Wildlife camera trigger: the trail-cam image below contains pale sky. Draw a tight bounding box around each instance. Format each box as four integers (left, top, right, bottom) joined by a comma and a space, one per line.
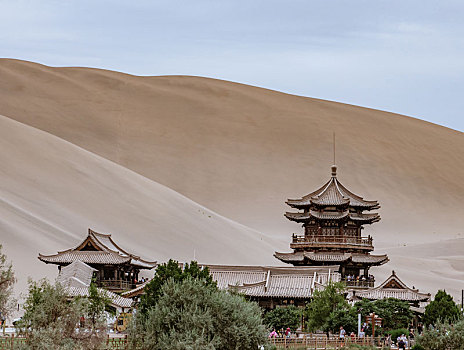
1, 1, 463, 131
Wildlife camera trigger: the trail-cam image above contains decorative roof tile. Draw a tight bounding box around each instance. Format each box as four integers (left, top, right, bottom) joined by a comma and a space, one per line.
39, 250, 131, 265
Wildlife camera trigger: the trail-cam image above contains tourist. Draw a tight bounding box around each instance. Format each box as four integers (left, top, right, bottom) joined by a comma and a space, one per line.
350, 331, 356, 342
269, 328, 278, 338
359, 328, 365, 339
397, 334, 407, 350
339, 326, 346, 343
285, 327, 291, 338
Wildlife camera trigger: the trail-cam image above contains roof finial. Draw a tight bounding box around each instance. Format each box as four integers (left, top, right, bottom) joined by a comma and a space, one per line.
331, 132, 337, 177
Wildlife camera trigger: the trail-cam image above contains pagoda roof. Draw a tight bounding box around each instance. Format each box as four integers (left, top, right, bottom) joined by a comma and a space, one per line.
286, 165, 380, 210
285, 210, 380, 224
38, 228, 156, 269
274, 251, 389, 266
349, 271, 431, 303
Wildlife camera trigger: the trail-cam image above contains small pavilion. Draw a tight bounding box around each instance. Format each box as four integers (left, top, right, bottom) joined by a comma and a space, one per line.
348, 271, 431, 309
39, 229, 156, 292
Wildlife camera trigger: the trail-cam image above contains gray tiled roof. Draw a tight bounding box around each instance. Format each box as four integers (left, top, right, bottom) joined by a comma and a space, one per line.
40, 250, 131, 265
286, 166, 380, 210
39, 229, 156, 269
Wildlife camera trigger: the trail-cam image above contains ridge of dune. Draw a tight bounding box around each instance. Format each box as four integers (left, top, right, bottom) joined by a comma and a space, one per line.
0, 114, 284, 301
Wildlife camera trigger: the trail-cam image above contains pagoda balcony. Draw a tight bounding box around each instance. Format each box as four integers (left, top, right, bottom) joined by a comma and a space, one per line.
98, 279, 136, 291
290, 234, 373, 251
342, 278, 375, 288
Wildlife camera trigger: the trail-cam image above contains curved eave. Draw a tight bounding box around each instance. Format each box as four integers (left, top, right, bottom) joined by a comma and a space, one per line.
349, 213, 381, 224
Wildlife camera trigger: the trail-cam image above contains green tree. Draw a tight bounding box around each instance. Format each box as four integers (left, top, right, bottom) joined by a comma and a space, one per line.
130, 278, 268, 350
372, 298, 412, 330
304, 281, 347, 332
138, 259, 215, 315
326, 303, 358, 334
423, 290, 461, 326
0, 244, 15, 320
263, 305, 301, 331
17, 279, 109, 350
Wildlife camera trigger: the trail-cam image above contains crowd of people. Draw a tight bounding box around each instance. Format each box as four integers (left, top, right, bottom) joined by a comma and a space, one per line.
268, 327, 292, 339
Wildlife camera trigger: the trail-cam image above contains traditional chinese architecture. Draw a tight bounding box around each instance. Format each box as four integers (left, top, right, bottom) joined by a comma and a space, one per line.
57, 261, 133, 313
39, 229, 156, 292
348, 271, 431, 310
275, 165, 389, 286
122, 264, 341, 309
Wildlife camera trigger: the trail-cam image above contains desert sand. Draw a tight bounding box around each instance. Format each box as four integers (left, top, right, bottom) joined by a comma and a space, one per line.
0, 114, 283, 306
0, 59, 463, 301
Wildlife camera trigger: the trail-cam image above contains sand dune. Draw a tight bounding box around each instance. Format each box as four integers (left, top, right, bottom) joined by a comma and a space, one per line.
0, 59, 462, 248
0, 59, 463, 300
0, 114, 284, 304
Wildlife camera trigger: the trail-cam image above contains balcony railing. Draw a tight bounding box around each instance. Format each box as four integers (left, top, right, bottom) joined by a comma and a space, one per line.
98, 279, 135, 291
342, 279, 375, 288
290, 234, 373, 250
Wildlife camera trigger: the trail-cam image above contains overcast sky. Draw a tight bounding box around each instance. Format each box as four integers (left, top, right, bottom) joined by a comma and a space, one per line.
1, 1, 463, 131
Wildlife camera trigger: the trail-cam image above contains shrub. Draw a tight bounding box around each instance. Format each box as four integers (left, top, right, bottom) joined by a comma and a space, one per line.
416, 319, 464, 350
130, 277, 268, 350
17, 279, 109, 350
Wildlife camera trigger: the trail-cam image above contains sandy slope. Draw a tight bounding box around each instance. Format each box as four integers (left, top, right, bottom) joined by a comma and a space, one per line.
0, 114, 283, 305
0, 59, 462, 248
0, 59, 463, 300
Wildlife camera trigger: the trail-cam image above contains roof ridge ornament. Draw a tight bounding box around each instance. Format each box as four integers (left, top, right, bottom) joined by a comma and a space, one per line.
331, 132, 337, 177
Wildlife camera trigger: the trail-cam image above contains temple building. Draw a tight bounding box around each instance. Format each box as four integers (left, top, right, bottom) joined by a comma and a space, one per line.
39, 229, 156, 292
57, 261, 133, 313
275, 165, 389, 287
122, 264, 341, 310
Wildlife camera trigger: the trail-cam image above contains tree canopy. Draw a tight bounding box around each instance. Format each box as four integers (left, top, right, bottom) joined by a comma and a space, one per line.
138, 259, 215, 315
130, 277, 268, 350
263, 305, 301, 331
0, 244, 15, 319
423, 290, 462, 326
304, 281, 347, 332
17, 279, 109, 350
321, 296, 413, 334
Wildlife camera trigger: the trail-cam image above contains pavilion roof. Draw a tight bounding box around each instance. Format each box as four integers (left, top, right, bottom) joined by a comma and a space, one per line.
349, 271, 431, 303
38, 228, 156, 269
286, 165, 380, 210
274, 251, 389, 266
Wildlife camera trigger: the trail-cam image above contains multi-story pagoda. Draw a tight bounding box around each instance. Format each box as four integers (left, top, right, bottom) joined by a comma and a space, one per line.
39, 229, 156, 292
274, 165, 388, 287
